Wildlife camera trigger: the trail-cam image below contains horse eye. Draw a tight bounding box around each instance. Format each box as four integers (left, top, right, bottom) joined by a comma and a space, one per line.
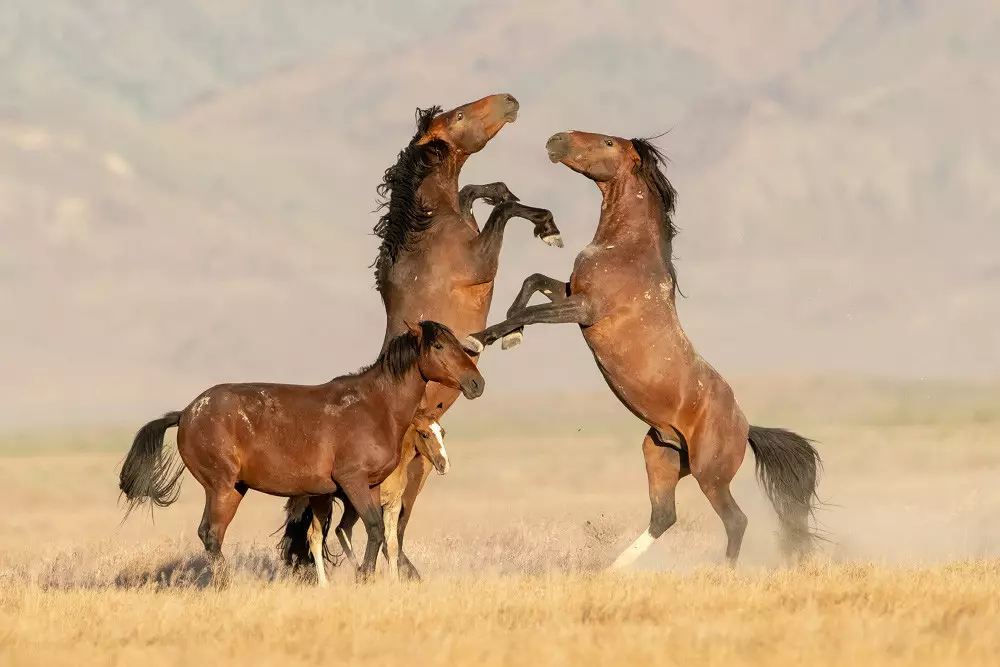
605, 139, 614, 147
420, 432, 429, 438
433, 342, 444, 350
456, 112, 463, 120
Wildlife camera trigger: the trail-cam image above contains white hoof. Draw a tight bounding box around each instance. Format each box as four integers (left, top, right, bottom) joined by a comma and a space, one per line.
501, 330, 523, 350
542, 234, 564, 248
462, 335, 484, 355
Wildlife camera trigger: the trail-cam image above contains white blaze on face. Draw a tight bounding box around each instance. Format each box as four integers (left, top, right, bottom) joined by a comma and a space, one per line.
429, 422, 449, 474
610, 529, 656, 569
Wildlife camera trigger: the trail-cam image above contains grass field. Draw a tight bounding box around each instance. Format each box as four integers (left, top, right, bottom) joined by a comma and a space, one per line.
1, 378, 999, 665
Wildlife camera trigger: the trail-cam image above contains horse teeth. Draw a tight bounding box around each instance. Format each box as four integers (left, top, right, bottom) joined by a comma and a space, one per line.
542, 234, 564, 248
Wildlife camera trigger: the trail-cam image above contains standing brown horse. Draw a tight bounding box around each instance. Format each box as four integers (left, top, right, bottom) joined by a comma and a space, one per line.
470, 131, 822, 566
119, 321, 484, 584
281, 93, 561, 579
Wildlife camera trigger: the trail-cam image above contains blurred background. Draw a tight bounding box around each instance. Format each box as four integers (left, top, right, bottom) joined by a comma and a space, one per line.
2, 0, 998, 429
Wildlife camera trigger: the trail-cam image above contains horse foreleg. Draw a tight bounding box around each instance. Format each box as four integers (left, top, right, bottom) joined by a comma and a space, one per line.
469, 201, 561, 282
499, 273, 569, 350
458, 182, 519, 221
381, 496, 403, 582
396, 450, 433, 581
338, 475, 384, 583
468, 294, 594, 351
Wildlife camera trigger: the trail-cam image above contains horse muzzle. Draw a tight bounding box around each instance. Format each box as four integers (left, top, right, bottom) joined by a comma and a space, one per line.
502, 93, 519, 122
460, 375, 485, 399
546, 132, 570, 163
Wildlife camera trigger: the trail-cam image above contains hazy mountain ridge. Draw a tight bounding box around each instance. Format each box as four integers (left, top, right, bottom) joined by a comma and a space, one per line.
2, 0, 997, 426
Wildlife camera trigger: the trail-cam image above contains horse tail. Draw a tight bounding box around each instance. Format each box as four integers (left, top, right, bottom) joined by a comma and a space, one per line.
279, 497, 317, 569
747, 425, 823, 558
118, 411, 184, 517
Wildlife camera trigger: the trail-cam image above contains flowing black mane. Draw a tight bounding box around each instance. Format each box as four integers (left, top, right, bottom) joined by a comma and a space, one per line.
368, 321, 454, 379
372, 106, 451, 293
630, 137, 682, 295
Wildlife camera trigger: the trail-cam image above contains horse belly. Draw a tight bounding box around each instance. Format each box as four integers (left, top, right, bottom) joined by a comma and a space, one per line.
238, 432, 338, 497
582, 312, 689, 429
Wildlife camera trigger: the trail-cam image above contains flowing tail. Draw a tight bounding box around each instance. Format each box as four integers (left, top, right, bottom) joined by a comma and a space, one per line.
118, 411, 184, 517
747, 425, 823, 558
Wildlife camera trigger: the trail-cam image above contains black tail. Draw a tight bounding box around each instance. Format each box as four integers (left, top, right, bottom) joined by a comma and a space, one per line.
747, 425, 823, 558
119, 411, 184, 517
279, 498, 317, 570
278, 498, 336, 571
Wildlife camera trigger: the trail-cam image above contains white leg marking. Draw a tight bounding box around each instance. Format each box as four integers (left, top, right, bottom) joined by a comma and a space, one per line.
336, 527, 359, 571
429, 422, 450, 474
611, 529, 656, 569
383, 498, 402, 582
308, 514, 328, 588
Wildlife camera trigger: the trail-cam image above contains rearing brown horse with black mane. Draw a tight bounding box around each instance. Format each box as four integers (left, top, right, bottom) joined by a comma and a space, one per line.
471, 131, 822, 565
282, 94, 561, 579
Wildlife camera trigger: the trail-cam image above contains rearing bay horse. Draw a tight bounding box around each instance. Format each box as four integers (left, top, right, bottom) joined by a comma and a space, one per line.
282, 94, 561, 579
471, 131, 822, 566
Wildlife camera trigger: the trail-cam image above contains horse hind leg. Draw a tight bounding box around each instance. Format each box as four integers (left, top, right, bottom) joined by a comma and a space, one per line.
611, 429, 684, 569
700, 480, 748, 565
198, 485, 245, 588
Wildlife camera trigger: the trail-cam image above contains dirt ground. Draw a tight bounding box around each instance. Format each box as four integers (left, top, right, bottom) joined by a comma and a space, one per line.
1, 378, 999, 665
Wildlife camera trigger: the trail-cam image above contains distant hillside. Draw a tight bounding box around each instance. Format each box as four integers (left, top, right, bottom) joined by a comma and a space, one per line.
2, 0, 998, 427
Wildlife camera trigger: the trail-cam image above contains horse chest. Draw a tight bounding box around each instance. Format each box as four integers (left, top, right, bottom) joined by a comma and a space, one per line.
571, 244, 618, 294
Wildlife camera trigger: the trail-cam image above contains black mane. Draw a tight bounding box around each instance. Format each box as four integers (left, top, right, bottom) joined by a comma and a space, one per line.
372, 106, 450, 293
368, 321, 454, 379
630, 137, 682, 296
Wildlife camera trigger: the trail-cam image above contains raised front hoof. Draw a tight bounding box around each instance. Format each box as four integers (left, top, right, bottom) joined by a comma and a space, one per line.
501, 330, 523, 350
541, 234, 564, 248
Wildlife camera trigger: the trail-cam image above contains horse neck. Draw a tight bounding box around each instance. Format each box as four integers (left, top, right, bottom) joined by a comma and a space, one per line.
417, 152, 466, 216
593, 176, 664, 247
595, 174, 680, 307
364, 365, 428, 439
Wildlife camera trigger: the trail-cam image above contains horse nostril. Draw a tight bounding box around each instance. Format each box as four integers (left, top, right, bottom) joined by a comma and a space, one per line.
546, 133, 570, 162
502, 94, 519, 121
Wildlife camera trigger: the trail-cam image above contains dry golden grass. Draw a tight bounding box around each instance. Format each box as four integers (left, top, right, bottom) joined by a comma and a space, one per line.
2, 380, 999, 665
2, 563, 999, 666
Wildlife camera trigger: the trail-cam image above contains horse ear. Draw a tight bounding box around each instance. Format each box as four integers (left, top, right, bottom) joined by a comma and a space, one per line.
405, 320, 423, 339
